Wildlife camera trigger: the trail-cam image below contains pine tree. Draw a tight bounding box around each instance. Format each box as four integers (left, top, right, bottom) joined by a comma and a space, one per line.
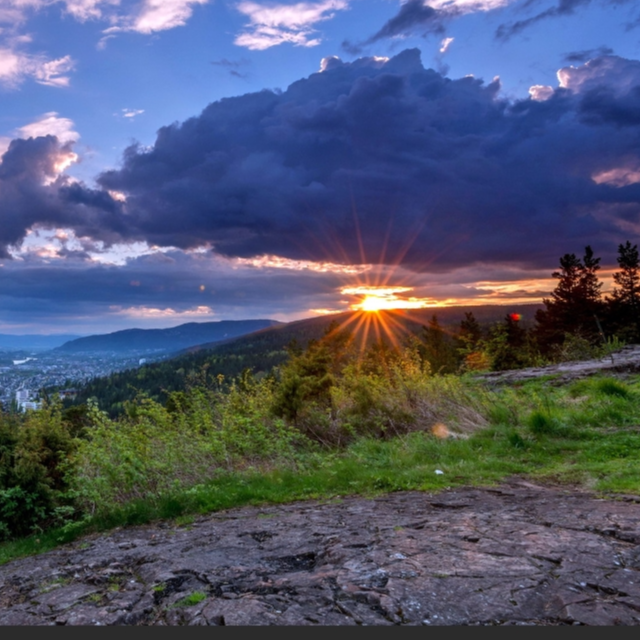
608, 241, 640, 342
488, 314, 532, 371
534, 246, 604, 352
419, 315, 459, 374
458, 311, 482, 349
578, 246, 604, 312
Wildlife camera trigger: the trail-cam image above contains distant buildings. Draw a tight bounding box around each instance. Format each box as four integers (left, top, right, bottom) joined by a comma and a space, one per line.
20, 401, 42, 412
15, 388, 42, 411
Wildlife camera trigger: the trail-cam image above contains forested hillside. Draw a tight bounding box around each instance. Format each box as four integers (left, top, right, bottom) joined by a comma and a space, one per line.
56, 319, 282, 354
69, 305, 542, 415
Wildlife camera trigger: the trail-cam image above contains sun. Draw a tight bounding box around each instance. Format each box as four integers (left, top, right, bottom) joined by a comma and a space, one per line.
360, 295, 387, 312
342, 285, 438, 312
324, 285, 441, 357
360, 294, 400, 312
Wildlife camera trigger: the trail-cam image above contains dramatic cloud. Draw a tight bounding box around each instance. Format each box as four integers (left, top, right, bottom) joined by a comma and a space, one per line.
66, 49, 640, 274
0, 135, 125, 258
5, 49, 640, 280
234, 0, 349, 50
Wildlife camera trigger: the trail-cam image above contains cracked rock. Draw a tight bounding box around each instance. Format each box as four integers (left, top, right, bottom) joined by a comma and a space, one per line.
0, 481, 639, 625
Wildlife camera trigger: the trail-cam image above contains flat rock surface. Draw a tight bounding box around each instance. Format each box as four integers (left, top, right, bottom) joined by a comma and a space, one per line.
477, 345, 640, 385
1, 480, 640, 625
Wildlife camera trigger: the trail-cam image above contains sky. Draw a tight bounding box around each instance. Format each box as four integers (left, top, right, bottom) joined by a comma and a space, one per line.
1, 0, 640, 335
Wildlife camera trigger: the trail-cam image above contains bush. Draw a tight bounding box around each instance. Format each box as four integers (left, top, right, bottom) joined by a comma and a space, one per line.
72, 379, 303, 514
0, 403, 78, 540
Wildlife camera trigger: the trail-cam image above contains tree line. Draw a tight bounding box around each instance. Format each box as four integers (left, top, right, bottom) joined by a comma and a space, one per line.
418, 241, 639, 374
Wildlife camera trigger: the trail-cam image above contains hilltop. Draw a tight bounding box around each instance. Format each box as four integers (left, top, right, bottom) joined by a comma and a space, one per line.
55, 319, 283, 354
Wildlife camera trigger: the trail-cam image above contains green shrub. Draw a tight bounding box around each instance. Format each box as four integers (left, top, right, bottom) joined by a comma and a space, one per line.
72, 380, 303, 514
0, 403, 78, 540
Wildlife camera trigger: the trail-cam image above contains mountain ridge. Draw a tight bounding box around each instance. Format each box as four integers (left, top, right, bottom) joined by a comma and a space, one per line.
55, 319, 284, 354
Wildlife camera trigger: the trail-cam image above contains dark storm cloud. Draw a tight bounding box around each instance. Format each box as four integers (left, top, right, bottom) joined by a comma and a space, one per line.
0, 136, 70, 257
5, 49, 640, 277
564, 46, 614, 63
86, 49, 640, 272
497, 0, 633, 40
579, 86, 640, 126
0, 135, 123, 257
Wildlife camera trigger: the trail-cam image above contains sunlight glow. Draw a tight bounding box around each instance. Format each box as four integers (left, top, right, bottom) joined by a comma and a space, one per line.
341, 285, 440, 312
234, 255, 371, 274
309, 308, 342, 315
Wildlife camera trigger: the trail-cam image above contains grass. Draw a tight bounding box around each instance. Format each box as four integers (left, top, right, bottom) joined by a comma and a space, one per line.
1, 374, 640, 566
172, 591, 207, 608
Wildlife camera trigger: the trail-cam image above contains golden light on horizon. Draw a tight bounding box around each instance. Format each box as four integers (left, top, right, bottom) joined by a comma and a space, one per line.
341, 285, 442, 312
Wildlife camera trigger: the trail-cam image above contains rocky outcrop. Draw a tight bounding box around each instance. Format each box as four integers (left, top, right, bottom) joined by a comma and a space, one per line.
478, 345, 640, 385
1, 481, 639, 625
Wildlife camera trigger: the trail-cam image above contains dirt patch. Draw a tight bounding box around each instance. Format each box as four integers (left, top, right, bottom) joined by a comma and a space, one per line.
1, 480, 639, 625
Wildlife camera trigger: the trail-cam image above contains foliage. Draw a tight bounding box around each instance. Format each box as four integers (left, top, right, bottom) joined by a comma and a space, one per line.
0, 401, 78, 540
607, 241, 640, 342
417, 315, 459, 374
3, 371, 640, 566
71, 378, 302, 514
535, 246, 605, 352
484, 314, 543, 371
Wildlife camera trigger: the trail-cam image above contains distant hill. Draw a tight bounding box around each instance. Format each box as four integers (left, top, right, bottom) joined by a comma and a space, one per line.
185, 304, 544, 355
0, 334, 83, 351
56, 320, 283, 354
71, 304, 543, 415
